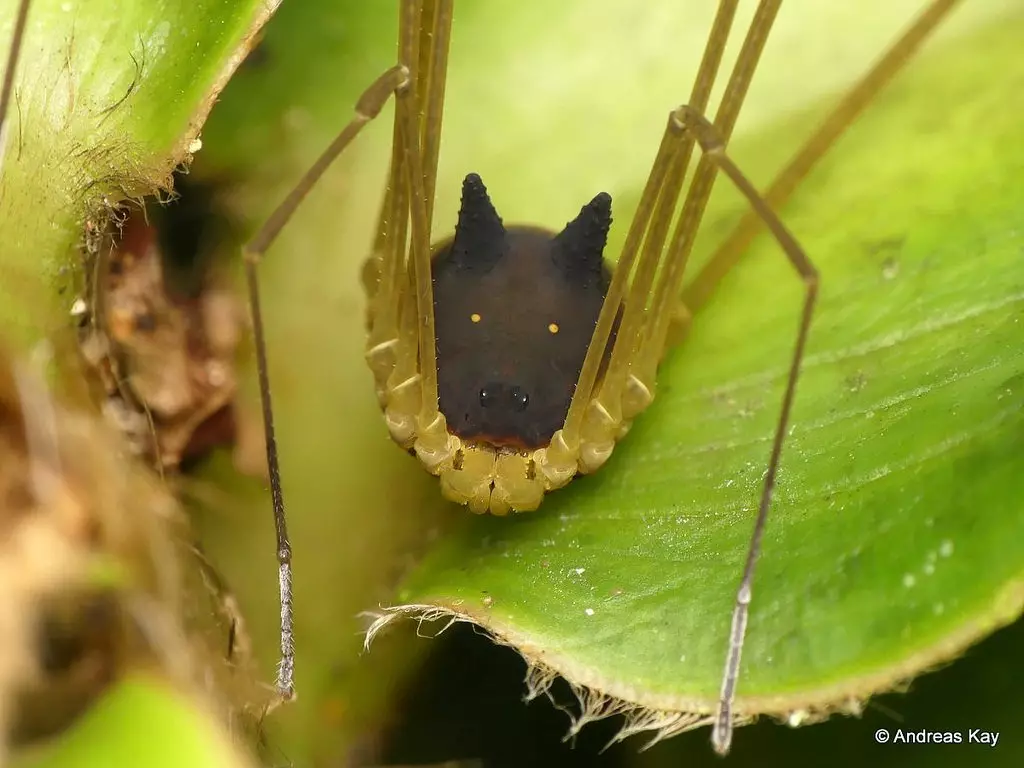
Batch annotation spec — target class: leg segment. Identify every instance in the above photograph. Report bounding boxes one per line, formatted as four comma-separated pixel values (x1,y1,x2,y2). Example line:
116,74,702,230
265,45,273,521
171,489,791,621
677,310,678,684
669,107,819,755
634,0,782,398
546,1,820,750
542,0,783,486
571,0,958,750
542,0,744,484
683,0,962,315
365,0,455,471
241,38,409,703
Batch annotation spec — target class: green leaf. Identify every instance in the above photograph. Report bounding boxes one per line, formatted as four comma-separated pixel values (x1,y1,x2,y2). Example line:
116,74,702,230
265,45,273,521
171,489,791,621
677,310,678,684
0,0,273,349
366,0,1024,739
187,0,1024,760
17,675,254,768
635,619,1024,766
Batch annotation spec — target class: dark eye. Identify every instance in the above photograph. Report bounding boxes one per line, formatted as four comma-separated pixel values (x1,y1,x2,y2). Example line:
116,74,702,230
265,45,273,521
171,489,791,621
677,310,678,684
479,387,495,408
509,386,529,412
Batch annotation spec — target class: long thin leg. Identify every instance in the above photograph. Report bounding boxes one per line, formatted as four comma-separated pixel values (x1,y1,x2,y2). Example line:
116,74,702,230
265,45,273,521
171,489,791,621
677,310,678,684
395,0,440,431
366,0,451,350
241,53,409,702
553,0,740,467
668,106,819,755
553,0,782,477
369,0,421,414
365,111,411,394
244,65,409,261
241,252,296,699
682,0,961,315
373,0,453,464
367,1,421,387
634,0,782,388
419,0,453,224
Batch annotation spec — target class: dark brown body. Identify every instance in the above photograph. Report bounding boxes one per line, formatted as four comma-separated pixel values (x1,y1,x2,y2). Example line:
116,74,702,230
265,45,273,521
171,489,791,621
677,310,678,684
432,175,614,450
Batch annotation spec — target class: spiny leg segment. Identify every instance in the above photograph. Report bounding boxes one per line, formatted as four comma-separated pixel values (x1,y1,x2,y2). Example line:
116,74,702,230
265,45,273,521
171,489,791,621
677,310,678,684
365,0,453,471
393,0,450,457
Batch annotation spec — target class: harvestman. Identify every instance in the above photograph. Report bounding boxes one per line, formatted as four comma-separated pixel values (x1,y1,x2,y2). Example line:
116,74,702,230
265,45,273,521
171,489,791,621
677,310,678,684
240,0,961,753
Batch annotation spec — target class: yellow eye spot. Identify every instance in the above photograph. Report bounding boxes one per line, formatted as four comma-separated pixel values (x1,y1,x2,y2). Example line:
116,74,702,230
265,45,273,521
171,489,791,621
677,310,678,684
470,313,482,323
548,322,560,334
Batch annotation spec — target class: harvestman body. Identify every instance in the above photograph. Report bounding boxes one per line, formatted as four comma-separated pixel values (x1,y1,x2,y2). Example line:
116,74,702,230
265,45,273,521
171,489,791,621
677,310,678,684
239,0,962,754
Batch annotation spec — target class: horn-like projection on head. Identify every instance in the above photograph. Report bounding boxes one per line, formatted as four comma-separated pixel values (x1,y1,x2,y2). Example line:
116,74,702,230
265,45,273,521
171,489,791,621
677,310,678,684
552,191,612,283
449,173,506,272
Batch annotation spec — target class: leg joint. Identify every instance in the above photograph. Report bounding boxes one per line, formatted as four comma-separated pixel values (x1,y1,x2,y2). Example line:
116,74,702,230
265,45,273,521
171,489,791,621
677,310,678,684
670,104,725,154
